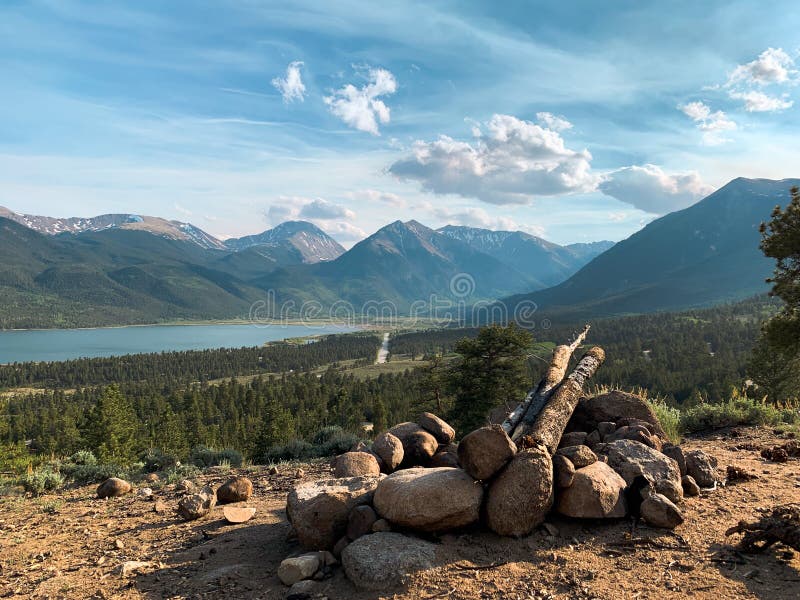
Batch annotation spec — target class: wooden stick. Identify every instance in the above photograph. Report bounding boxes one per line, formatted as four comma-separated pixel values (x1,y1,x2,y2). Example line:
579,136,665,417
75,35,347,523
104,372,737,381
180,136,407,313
506,324,590,441
523,346,605,454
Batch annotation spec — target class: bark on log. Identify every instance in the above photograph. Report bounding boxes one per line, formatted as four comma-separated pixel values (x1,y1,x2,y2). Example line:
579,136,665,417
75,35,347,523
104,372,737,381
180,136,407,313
505,325,590,440
522,346,605,455
725,504,800,552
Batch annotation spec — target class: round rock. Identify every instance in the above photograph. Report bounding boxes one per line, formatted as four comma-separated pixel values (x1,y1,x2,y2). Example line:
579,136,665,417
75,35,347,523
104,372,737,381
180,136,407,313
553,454,576,488
342,532,437,590
97,478,132,499
556,461,628,519
372,432,404,471
458,425,517,481
333,452,381,478
417,412,456,444
555,445,597,468
216,476,253,504
640,493,684,529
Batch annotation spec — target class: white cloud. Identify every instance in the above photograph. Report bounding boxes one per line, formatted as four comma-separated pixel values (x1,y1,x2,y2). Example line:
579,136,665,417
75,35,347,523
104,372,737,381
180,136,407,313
271,61,306,103
174,203,192,217
729,90,793,112
599,164,714,214
428,205,546,238
607,211,628,222
350,189,406,207
726,48,796,87
298,198,355,220
324,67,397,135
317,221,367,242
536,112,573,132
389,113,599,205
679,101,736,145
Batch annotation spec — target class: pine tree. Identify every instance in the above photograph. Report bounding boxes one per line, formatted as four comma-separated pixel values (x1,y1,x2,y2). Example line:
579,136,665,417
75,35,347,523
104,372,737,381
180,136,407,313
447,323,533,433
252,398,296,459
84,385,138,465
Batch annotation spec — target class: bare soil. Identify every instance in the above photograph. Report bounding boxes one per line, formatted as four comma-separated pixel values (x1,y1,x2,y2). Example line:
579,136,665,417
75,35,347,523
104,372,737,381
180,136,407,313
1,427,799,600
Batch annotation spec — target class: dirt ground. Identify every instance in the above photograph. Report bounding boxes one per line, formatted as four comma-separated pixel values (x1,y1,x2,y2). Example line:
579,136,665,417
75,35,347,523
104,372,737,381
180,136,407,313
1,427,799,600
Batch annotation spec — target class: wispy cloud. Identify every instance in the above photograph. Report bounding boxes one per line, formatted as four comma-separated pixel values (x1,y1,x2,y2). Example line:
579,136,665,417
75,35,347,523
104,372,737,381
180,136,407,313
726,48,796,87
729,90,793,112
599,164,713,214
536,112,573,132
324,67,397,135
678,101,736,145
272,61,306,103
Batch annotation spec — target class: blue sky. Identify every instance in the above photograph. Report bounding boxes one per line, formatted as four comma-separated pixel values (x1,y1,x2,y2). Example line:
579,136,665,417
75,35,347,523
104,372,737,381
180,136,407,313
2,0,799,247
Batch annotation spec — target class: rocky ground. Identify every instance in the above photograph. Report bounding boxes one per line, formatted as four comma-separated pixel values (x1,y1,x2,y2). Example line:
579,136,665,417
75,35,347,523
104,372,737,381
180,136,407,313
1,426,799,600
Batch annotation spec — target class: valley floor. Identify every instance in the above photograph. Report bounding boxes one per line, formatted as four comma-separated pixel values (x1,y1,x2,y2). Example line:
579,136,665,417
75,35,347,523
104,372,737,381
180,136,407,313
1,427,798,600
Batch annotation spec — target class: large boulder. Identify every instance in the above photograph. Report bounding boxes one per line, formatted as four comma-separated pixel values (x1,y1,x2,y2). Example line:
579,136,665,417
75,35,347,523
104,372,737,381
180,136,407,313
342,532,437,590
373,467,482,532
568,391,667,439
684,450,718,488
178,485,217,521
372,432,404,471
596,440,683,503
286,476,382,550
556,461,628,519
458,425,517,481
485,446,554,536
97,477,132,499
640,493,684,529
216,476,253,504
333,452,381,478
417,412,456,444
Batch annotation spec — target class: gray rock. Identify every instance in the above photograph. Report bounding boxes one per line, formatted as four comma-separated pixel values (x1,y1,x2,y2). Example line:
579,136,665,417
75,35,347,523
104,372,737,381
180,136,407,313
597,422,617,440
640,493,684,529
485,446,554,536
402,431,439,467
216,476,253,504
556,461,627,519
333,452,381,478
585,430,602,448
372,518,392,532
569,391,667,439
332,536,349,559
342,532,436,590
372,432,404,471
606,425,662,451
458,425,517,481
417,412,456,444
559,431,588,448
286,476,382,550
277,554,320,585
662,444,687,476
347,505,377,541
596,439,683,503
373,467,482,532
556,445,597,468
286,579,317,600
177,485,217,521
97,478,132,499
429,451,460,468
684,449,718,488
681,474,700,497
553,454,575,488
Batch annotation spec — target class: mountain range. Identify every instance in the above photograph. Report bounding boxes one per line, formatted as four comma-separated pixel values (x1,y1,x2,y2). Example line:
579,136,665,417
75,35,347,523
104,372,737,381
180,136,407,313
498,177,798,320
0,176,793,329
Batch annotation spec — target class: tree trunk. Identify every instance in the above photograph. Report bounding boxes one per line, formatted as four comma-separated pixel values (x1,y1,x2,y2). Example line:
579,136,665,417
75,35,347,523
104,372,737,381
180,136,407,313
506,325,590,441
520,346,605,455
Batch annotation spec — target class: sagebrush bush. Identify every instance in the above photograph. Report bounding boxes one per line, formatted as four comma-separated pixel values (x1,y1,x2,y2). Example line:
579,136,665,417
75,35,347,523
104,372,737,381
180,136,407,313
647,399,682,444
68,450,97,466
163,464,201,484
20,468,64,495
189,446,243,468
63,462,127,485
141,448,179,472
679,395,797,433
263,439,316,463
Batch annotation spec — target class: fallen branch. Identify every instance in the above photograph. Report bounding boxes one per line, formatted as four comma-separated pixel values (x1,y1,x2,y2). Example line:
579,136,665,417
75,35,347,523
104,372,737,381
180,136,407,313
506,324,590,440
726,504,800,552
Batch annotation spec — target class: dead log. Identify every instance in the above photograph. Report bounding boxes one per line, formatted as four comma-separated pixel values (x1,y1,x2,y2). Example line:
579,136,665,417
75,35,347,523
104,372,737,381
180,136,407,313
726,504,800,552
505,324,590,440
518,346,605,454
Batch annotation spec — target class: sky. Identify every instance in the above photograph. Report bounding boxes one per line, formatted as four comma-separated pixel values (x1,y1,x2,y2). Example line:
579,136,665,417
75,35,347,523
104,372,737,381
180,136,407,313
1,0,799,247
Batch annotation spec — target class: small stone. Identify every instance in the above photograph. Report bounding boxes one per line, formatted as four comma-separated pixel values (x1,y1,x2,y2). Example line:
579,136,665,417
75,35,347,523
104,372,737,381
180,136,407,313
137,487,153,499
332,536,349,559
118,560,156,577
114,539,124,550
371,518,392,532
294,469,305,478
553,454,575,488
96,478,132,499
681,475,700,497
347,505,377,540
640,493,684,529
153,500,168,514
277,555,320,586
177,485,217,521
559,431,588,448
542,522,559,536
144,473,160,483
217,476,253,504
372,432,404,471
223,506,256,523
417,412,456,444
685,450,718,487
458,425,517,481
269,466,280,475
585,430,602,448
662,444,687,476
555,445,597,468
177,479,196,494
286,579,317,599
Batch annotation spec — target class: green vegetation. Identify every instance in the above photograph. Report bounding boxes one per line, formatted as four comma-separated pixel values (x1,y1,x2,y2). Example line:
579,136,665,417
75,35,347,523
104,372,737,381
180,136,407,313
750,186,800,402
679,392,798,433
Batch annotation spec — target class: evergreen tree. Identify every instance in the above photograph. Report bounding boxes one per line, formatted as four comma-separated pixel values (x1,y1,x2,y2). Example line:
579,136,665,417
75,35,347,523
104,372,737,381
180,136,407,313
252,398,296,459
84,385,138,465
447,323,533,433
417,354,451,414
750,187,800,400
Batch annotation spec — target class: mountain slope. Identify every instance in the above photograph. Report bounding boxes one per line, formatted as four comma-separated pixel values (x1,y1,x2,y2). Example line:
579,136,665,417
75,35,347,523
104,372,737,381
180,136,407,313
223,221,345,263
254,220,539,311
0,206,225,250
438,225,614,288
499,177,798,319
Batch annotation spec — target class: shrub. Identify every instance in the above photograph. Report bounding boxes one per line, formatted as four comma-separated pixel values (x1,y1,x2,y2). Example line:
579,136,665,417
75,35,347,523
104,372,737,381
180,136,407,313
680,395,796,433
141,448,179,472
312,426,346,445
189,446,243,469
263,439,316,463
20,468,64,495
163,464,201,484
647,399,682,444
64,462,127,485
68,450,98,466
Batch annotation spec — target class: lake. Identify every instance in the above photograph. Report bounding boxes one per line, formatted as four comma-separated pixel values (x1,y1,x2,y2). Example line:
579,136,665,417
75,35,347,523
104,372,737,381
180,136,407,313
0,323,360,363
